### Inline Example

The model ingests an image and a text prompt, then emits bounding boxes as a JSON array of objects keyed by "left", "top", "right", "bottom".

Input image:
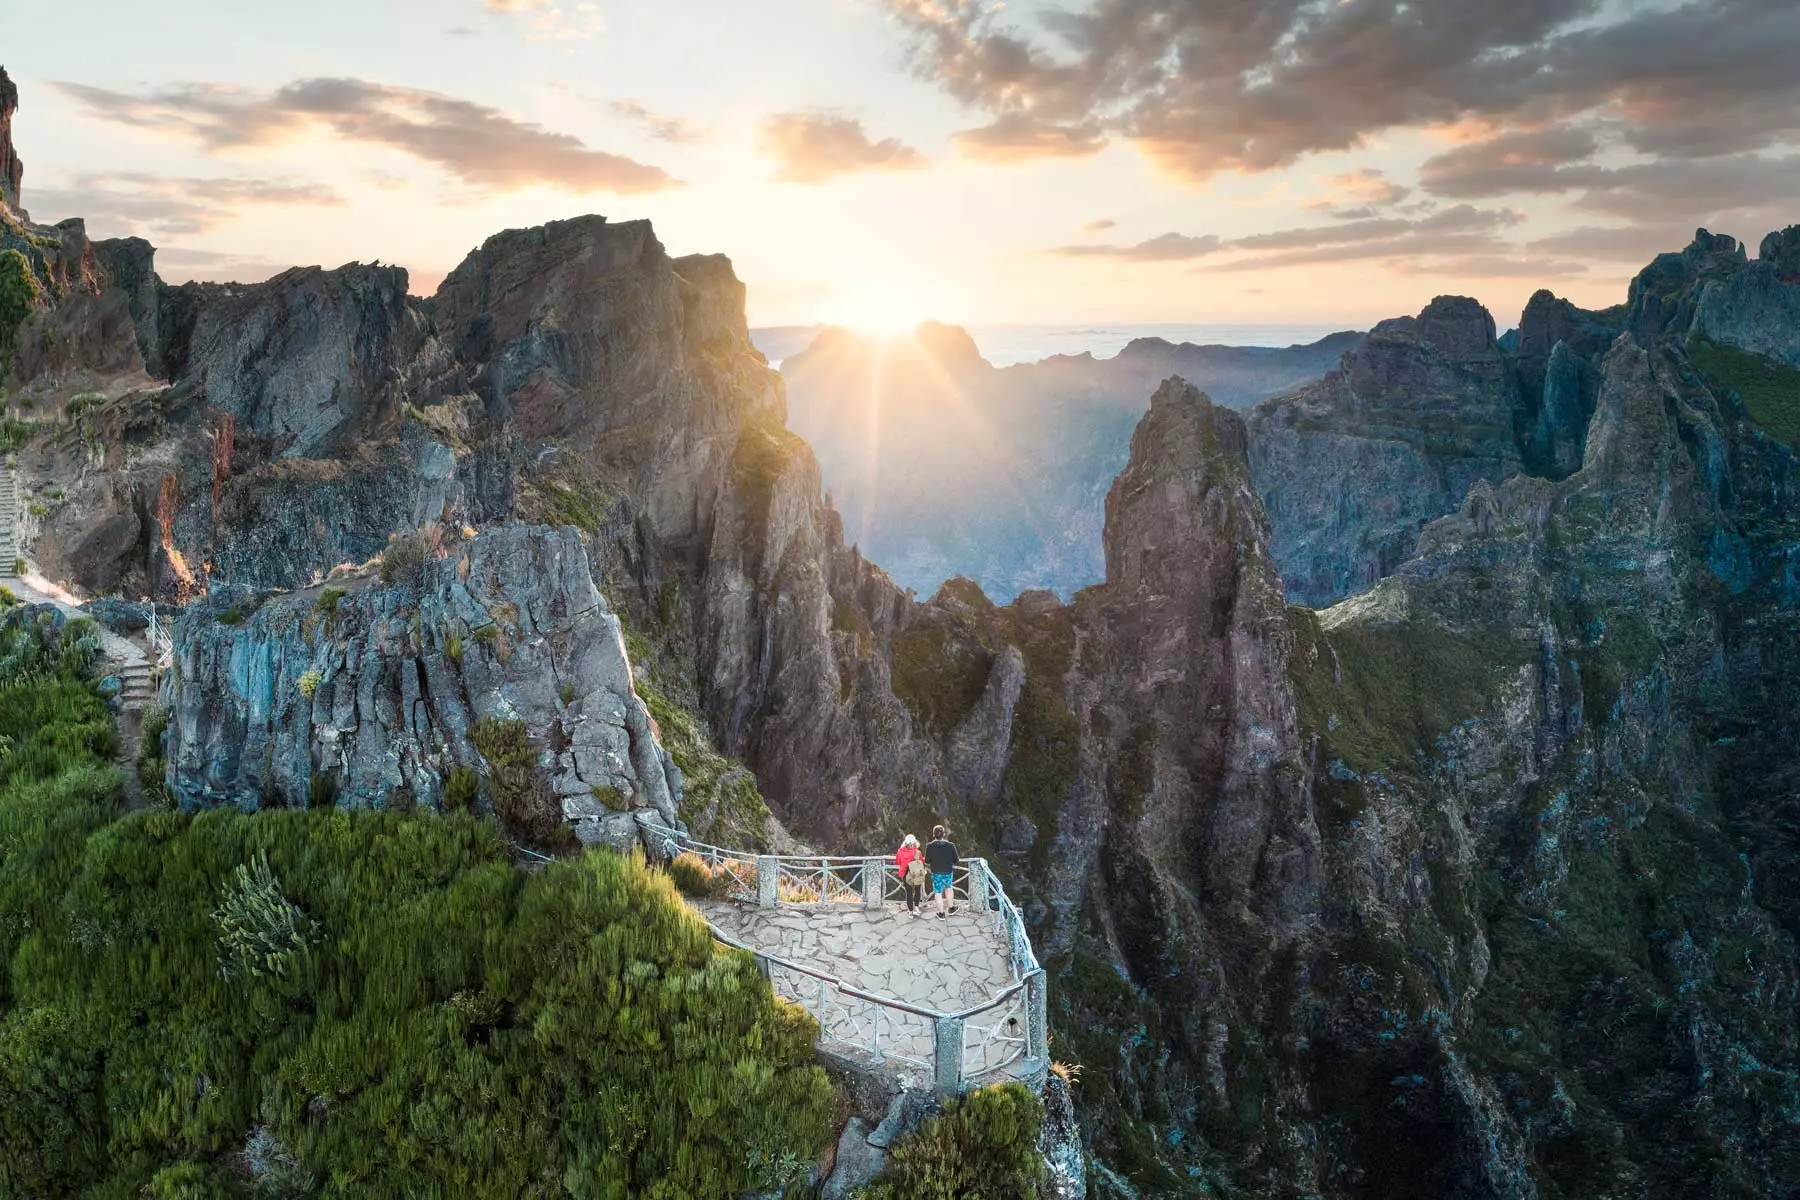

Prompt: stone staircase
[{"left": 0, "top": 466, "right": 18, "bottom": 577}]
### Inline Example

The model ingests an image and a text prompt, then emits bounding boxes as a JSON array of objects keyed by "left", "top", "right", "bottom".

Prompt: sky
[{"left": 3, "top": 0, "right": 1798, "bottom": 331}]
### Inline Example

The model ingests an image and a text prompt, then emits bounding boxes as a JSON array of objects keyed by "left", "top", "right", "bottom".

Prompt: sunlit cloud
[
  {"left": 29, "top": 172, "right": 342, "bottom": 236},
  {"left": 611, "top": 100, "right": 707, "bottom": 145},
  {"left": 55, "top": 78, "right": 678, "bottom": 194},
  {"left": 759, "top": 111, "right": 928, "bottom": 183}
]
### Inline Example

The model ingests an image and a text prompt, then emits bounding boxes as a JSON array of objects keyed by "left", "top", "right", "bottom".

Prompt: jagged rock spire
[{"left": 0, "top": 66, "right": 21, "bottom": 212}]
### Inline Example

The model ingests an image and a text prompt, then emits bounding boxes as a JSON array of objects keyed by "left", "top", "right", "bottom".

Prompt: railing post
[
  {"left": 862, "top": 860, "right": 884, "bottom": 910},
  {"left": 1026, "top": 970, "right": 1048, "bottom": 1065},
  {"left": 757, "top": 856, "right": 778, "bottom": 908},
  {"left": 755, "top": 953, "right": 771, "bottom": 983},
  {"left": 967, "top": 860, "right": 989, "bottom": 911},
  {"left": 933, "top": 1015, "right": 964, "bottom": 1098}
]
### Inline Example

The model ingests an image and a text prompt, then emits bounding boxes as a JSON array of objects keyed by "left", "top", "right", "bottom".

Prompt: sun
[{"left": 835, "top": 287, "right": 930, "bottom": 335}]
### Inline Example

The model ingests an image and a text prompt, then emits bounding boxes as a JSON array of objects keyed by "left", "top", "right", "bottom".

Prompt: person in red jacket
[{"left": 895, "top": 834, "right": 926, "bottom": 916}]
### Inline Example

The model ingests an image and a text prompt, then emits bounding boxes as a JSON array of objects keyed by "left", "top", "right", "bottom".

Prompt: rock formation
[
  {"left": 776, "top": 322, "right": 1359, "bottom": 600},
  {"left": 167, "top": 524, "right": 679, "bottom": 845},
  {"left": 11, "top": 112, "right": 1800, "bottom": 1191},
  {"left": 1247, "top": 297, "right": 1530, "bottom": 607},
  {"left": 0, "top": 66, "right": 22, "bottom": 215}
]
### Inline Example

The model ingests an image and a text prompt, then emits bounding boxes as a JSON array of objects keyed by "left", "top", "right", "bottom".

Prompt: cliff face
[
  {"left": 0, "top": 66, "right": 22, "bottom": 214},
  {"left": 1247, "top": 297, "right": 1529, "bottom": 607},
  {"left": 168, "top": 524, "right": 679, "bottom": 847}
]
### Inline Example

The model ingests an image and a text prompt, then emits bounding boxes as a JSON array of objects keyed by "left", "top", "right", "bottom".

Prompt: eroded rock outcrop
[
  {"left": 167, "top": 525, "right": 678, "bottom": 844},
  {"left": 1247, "top": 296, "right": 1529, "bottom": 607},
  {"left": 0, "top": 66, "right": 22, "bottom": 215}
]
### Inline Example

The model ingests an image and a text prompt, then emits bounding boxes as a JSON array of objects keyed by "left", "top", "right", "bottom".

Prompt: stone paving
[{"left": 695, "top": 897, "right": 1031, "bottom": 1082}]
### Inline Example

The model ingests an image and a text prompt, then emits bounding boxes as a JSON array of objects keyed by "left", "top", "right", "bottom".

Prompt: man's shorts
[{"left": 931, "top": 871, "right": 954, "bottom": 893}]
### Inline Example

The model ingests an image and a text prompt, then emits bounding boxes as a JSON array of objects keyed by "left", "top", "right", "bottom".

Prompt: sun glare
[{"left": 836, "top": 288, "right": 929, "bottom": 335}]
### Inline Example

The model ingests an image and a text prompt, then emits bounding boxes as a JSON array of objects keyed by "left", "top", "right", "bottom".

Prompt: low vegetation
[
  {"left": 1689, "top": 337, "right": 1800, "bottom": 449},
  {"left": 855, "top": 1083, "right": 1049, "bottom": 1200},
  {"left": 469, "top": 716, "right": 577, "bottom": 854},
  {"left": 0, "top": 607, "right": 838, "bottom": 1197}
]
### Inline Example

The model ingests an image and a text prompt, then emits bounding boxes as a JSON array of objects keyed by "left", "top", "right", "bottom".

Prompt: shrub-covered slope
[{"left": 0, "top": 607, "right": 835, "bottom": 1199}]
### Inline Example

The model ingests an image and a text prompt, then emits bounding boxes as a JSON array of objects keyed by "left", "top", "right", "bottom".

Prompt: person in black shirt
[{"left": 923, "top": 824, "right": 959, "bottom": 918}]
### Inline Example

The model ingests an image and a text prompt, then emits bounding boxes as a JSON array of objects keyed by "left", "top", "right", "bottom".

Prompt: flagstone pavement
[{"left": 694, "top": 898, "right": 1029, "bottom": 1081}]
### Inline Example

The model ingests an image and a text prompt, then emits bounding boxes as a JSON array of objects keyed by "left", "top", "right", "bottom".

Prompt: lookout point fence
[{"left": 641, "top": 823, "right": 1048, "bottom": 1096}]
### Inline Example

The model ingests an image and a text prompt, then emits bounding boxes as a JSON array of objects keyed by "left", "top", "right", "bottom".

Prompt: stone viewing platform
[{"left": 644, "top": 826, "right": 1048, "bottom": 1097}]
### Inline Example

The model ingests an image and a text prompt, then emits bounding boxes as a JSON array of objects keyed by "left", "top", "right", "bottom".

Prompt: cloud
[
  {"left": 1060, "top": 205, "right": 1522, "bottom": 268},
  {"left": 882, "top": 0, "right": 1800, "bottom": 182},
  {"left": 758, "top": 111, "right": 927, "bottom": 183},
  {"left": 55, "top": 78, "right": 678, "bottom": 194},
  {"left": 151, "top": 245, "right": 299, "bottom": 284},
  {"left": 482, "top": 0, "right": 603, "bottom": 39},
  {"left": 1054, "top": 232, "right": 1224, "bottom": 261},
  {"left": 1319, "top": 168, "right": 1410, "bottom": 207},
  {"left": 1568, "top": 155, "right": 1800, "bottom": 223},
  {"left": 1190, "top": 232, "right": 1514, "bottom": 273},
  {"left": 1419, "top": 128, "right": 1605, "bottom": 198},
  {"left": 1081, "top": 217, "right": 1116, "bottom": 234},
  {"left": 1525, "top": 223, "right": 1700, "bottom": 262},
  {"left": 1393, "top": 256, "right": 1590, "bottom": 279},
  {"left": 29, "top": 172, "right": 342, "bottom": 236},
  {"left": 951, "top": 113, "right": 1107, "bottom": 162},
  {"left": 611, "top": 100, "right": 706, "bottom": 145}
]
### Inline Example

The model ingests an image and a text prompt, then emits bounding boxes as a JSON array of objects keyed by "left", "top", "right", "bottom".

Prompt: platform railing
[{"left": 641, "top": 821, "right": 1047, "bottom": 1094}]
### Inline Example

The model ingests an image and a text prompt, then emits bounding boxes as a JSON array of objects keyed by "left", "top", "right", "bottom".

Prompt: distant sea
[{"left": 750, "top": 322, "right": 1361, "bottom": 369}]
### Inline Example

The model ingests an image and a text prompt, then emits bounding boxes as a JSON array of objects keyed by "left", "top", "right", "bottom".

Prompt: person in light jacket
[
  {"left": 923, "top": 824, "right": 960, "bottom": 918},
  {"left": 895, "top": 834, "right": 926, "bottom": 916}
]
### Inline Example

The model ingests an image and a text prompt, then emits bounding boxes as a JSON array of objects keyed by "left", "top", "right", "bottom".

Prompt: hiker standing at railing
[
  {"left": 896, "top": 834, "right": 927, "bottom": 917},
  {"left": 924, "top": 824, "right": 959, "bottom": 918}
]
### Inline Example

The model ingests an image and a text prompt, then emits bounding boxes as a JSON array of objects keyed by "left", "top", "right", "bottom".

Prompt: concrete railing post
[
  {"left": 862, "top": 859, "right": 884, "bottom": 909},
  {"left": 757, "top": 855, "right": 779, "bottom": 908},
  {"left": 967, "top": 860, "right": 989, "bottom": 911},
  {"left": 933, "top": 1014, "right": 965, "bottom": 1098},
  {"left": 1027, "top": 970, "right": 1049, "bottom": 1064}
]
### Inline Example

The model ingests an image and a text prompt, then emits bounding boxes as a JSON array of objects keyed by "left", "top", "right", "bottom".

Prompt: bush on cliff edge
[
  {"left": 856, "top": 1083, "right": 1050, "bottom": 1200},
  {"left": 0, "top": 610, "right": 835, "bottom": 1199}
]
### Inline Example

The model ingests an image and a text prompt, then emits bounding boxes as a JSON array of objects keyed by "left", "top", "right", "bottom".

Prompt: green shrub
[
  {"left": 857, "top": 1084, "right": 1049, "bottom": 1200},
  {"left": 63, "top": 392, "right": 105, "bottom": 423},
  {"left": 137, "top": 704, "right": 172, "bottom": 807},
  {"left": 217, "top": 604, "right": 244, "bottom": 626},
  {"left": 378, "top": 528, "right": 423, "bottom": 582},
  {"left": 315, "top": 587, "right": 345, "bottom": 615},
  {"left": 0, "top": 417, "right": 34, "bottom": 455},
  {"left": 444, "top": 765, "right": 480, "bottom": 813},
  {"left": 0, "top": 585, "right": 15, "bottom": 608},
  {"left": 470, "top": 717, "right": 575, "bottom": 853},
  {"left": 0, "top": 248, "right": 39, "bottom": 379},
  {"left": 296, "top": 668, "right": 323, "bottom": 699},
  {"left": 212, "top": 849, "right": 319, "bottom": 981},
  {"left": 0, "top": 806, "right": 834, "bottom": 1196},
  {"left": 307, "top": 773, "right": 336, "bottom": 808}
]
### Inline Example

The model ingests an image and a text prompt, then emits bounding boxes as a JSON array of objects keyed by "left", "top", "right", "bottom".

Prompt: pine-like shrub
[
  {"left": 857, "top": 1084, "right": 1050, "bottom": 1200},
  {"left": 0, "top": 615, "right": 837, "bottom": 1198}
]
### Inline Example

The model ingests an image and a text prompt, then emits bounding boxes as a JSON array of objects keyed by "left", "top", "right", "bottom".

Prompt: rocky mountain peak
[
  {"left": 1415, "top": 294, "right": 1499, "bottom": 360},
  {"left": 1762, "top": 224, "right": 1800, "bottom": 277},
  {"left": 1103, "top": 376, "right": 1255, "bottom": 597},
  {"left": 0, "top": 65, "right": 21, "bottom": 213}
]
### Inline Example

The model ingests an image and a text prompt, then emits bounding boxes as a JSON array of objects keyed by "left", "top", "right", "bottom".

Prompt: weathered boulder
[{"left": 166, "top": 525, "right": 679, "bottom": 841}]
